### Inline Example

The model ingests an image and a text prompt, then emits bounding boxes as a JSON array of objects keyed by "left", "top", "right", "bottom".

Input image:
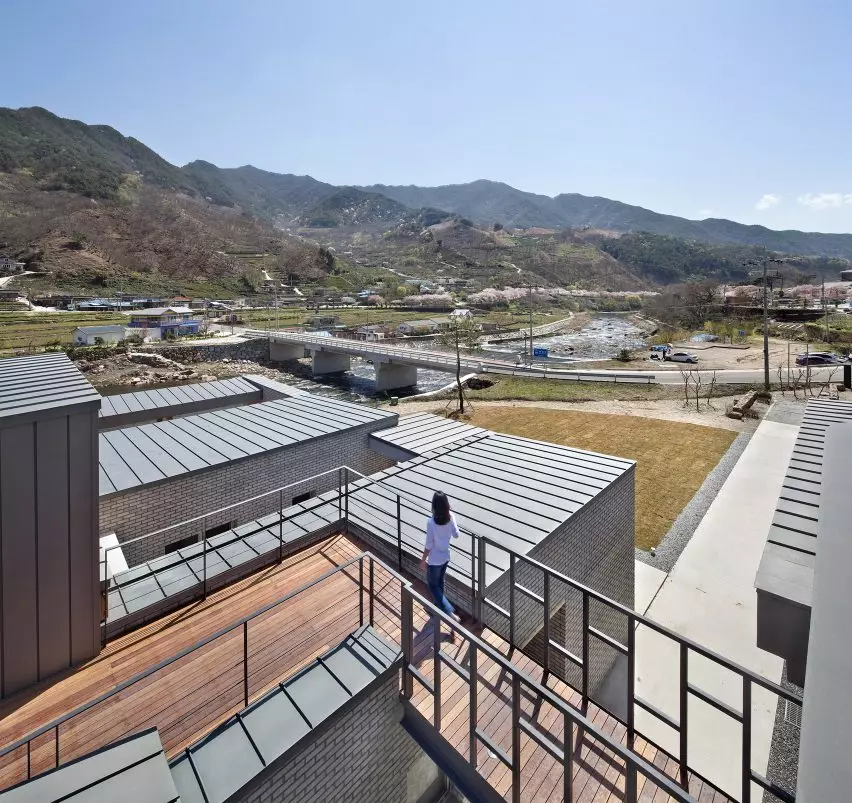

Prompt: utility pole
[
  {"left": 821, "top": 279, "right": 829, "bottom": 343},
  {"left": 528, "top": 280, "right": 534, "bottom": 364},
  {"left": 762, "top": 256, "right": 770, "bottom": 391},
  {"left": 746, "top": 254, "right": 784, "bottom": 391}
]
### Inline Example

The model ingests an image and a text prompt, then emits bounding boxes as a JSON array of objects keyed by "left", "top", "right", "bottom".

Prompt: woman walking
[{"left": 420, "top": 492, "right": 461, "bottom": 628}]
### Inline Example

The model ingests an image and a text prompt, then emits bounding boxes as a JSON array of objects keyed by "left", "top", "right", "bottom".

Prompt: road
[
  {"left": 245, "top": 330, "right": 843, "bottom": 386},
  {"left": 642, "top": 365, "right": 840, "bottom": 385}
]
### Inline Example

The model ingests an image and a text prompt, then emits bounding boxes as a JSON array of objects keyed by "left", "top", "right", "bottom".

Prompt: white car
[{"left": 665, "top": 351, "right": 699, "bottom": 364}]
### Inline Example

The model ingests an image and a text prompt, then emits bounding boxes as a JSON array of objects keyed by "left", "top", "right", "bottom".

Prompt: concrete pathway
[
  {"left": 635, "top": 561, "right": 667, "bottom": 615},
  {"left": 634, "top": 415, "right": 799, "bottom": 801}
]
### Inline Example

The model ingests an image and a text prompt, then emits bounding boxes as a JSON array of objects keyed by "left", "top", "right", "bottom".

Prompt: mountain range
[{"left": 1, "top": 106, "right": 850, "bottom": 295}]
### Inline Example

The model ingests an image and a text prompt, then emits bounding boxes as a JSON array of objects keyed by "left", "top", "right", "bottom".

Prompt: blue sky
[{"left": 4, "top": 0, "right": 851, "bottom": 233}]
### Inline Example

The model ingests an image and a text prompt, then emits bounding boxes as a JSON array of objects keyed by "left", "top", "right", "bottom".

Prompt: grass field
[
  {"left": 467, "top": 407, "right": 736, "bottom": 551},
  {"left": 461, "top": 375, "right": 764, "bottom": 403},
  {"left": 0, "top": 306, "right": 559, "bottom": 353},
  {"left": 0, "top": 311, "right": 126, "bottom": 353}
]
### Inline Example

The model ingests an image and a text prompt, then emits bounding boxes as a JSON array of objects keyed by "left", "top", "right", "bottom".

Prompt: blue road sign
[{"left": 533, "top": 347, "right": 549, "bottom": 358}]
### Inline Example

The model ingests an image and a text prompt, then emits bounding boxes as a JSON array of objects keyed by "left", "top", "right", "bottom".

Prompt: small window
[
  {"left": 165, "top": 534, "right": 199, "bottom": 554},
  {"left": 292, "top": 491, "right": 315, "bottom": 505},
  {"left": 205, "top": 522, "right": 232, "bottom": 538}
]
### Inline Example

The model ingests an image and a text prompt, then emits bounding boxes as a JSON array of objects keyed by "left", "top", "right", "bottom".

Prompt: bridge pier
[
  {"left": 312, "top": 350, "right": 351, "bottom": 375},
  {"left": 375, "top": 362, "right": 418, "bottom": 391},
  {"left": 269, "top": 340, "right": 306, "bottom": 361}
]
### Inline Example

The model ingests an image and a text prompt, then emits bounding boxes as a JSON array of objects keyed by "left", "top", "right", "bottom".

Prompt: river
[{"left": 321, "top": 314, "right": 647, "bottom": 397}]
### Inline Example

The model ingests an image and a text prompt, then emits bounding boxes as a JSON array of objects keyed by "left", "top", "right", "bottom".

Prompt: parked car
[
  {"left": 665, "top": 351, "right": 699, "bottom": 364},
  {"left": 795, "top": 353, "right": 845, "bottom": 366}
]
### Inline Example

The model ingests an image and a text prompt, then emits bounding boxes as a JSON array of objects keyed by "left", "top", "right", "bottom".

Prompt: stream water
[
  {"left": 332, "top": 314, "right": 648, "bottom": 397},
  {"left": 100, "top": 315, "right": 648, "bottom": 402}
]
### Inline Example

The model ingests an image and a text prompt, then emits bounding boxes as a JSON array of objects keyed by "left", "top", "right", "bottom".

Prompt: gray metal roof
[
  {"left": 73, "top": 325, "right": 127, "bottom": 335},
  {"left": 796, "top": 421, "right": 852, "bottom": 802},
  {"left": 0, "top": 729, "right": 178, "bottom": 803},
  {"left": 98, "top": 395, "right": 396, "bottom": 496},
  {"left": 349, "top": 432, "right": 634, "bottom": 584},
  {"left": 105, "top": 430, "right": 632, "bottom": 621},
  {"left": 370, "top": 412, "right": 488, "bottom": 459},
  {"left": 106, "top": 492, "right": 343, "bottom": 621},
  {"left": 99, "top": 377, "right": 261, "bottom": 424},
  {"left": 0, "top": 353, "right": 101, "bottom": 424},
  {"left": 170, "top": 626, "right": 399, "bottom": 803},
  {"left": 756, "top": 398, "right": 852, "bottom": 609},
  {"left": 129, "top": 307, "right": 194, "bottom": 316}
]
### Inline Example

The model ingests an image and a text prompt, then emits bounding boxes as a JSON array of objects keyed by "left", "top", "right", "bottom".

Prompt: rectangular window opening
[
  {"left": 165, "top": 534, "right": 200, "bottom": 554},
  {"left": 205, "top": 522, "right": 232, "bottom": 539}
]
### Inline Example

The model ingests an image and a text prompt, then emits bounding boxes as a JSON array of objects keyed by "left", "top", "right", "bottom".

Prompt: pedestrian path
[{"left": 634, "top": 413, "right": 799, "bottom": 800}]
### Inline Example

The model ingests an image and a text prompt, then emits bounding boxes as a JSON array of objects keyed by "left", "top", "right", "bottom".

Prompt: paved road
[
  {"left": 647, "top": 365, "right": 838, "bottom": 385},
  {"left": 247, "top": 330, "right": 842, "bottom": 386}
]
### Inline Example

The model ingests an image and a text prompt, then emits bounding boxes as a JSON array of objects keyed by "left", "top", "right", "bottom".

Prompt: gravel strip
[
  {"left": 636, "top": 429, "right": 753, "bottom": 572},
  {"left": 762, "top": 669, "right": 802, "bottom": 802}
]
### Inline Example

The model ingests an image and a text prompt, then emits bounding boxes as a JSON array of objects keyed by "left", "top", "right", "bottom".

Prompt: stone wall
[
  {"left": 101, "top": 423, "right": 395, "bottom": 565},
  {"left": 235, "top": 670, "right": 438, "bottom": 803},
  {"left": 145, "top": 337, "right": 269, "bottom": 364}
]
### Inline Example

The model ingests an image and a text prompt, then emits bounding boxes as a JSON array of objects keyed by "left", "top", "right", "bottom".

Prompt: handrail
[
  {"left": 477, "top": 535, "right": 800, "bottom": 704},
  {"left": 476, "top": 535, "right": 801, "bottom": 802},
  {"left": 3, "top": 550, "right": 695, "bottom": 802},
  {"left": 4, "top": 552, "right": 368, "bottom": 760},
  {"left": 259, "top": 330, "right": 657, "bottom": 383}
]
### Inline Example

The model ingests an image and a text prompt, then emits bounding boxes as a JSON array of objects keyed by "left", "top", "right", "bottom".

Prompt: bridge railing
[{"left": 255, "top": 330, "right": 657, "bottom": 384}]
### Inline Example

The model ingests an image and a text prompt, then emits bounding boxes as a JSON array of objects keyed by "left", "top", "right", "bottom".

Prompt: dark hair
[{"left": 432, "top": 491, "right": 451, "bottom": 526}]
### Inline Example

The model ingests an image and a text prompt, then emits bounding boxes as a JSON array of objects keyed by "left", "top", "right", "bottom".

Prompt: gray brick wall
[
  {"left": 483, "top": 465, "right": 635, "bottom": 696},
  {"left": 235, "top": 671, "right": 430, "bottom": 803},
  {"left": 101, "top": 423, "right": 394, "bottom": 565}
]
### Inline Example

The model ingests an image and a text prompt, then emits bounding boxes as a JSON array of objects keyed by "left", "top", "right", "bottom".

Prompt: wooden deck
[{"left": 0, "top": 534, "right": 729, "bottom": 801}]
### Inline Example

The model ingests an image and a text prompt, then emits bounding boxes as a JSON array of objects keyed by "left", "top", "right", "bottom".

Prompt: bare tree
[{"left": 437, "top": 317, "right": 481, "bottom": 415}]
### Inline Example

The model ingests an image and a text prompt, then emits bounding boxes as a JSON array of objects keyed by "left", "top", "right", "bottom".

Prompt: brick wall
[
  {"left": 483, "top": 466, "right": 635, "bottom": 696},
  {"left": 101, "top": 423, "right": 395, "bottom": 565},
  {"left": 235, "top": 670, "right": 435, "bottom": 803}
]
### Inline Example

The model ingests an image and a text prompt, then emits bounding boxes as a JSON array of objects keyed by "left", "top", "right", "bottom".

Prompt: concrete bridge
[{"left": 253, "top": 331, "right": 657, "bottom": 390}]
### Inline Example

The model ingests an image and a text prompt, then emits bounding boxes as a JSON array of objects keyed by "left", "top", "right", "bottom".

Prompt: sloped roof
[
  {"left": 0, "top": 353, "right": 101, "bottom": 423},
  {"left": 99, "top": 394, "right": 396, "bottom": 496}
]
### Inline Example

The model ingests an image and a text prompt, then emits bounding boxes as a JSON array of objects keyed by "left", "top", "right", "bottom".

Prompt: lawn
[
  {"left": 461, "top": 375, "right": 763, "bottom": 403},
  {"left": 467, "top": 408, "right": 736, "bottom": 551}
]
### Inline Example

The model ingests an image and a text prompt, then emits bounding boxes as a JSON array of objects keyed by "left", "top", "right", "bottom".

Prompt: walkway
[{"left": 634, "top": 411, "right": 800, "bottom": 800}]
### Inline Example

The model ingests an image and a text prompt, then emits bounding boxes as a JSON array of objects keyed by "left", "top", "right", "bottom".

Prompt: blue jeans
[{"left": 427, "top": 562, "right": 455, "bottom": 616}]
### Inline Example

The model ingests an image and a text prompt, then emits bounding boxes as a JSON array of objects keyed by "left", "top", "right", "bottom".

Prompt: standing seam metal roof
[
  {"left": 369, "top": 412, "right": 488, "bottom": 456},
  {"left": 98, "top": 395, "right": 395, "bottom": 496},
  {"left": 756, "top": 398, "right": 852, "bottom": 607},
  {"left": 99, "top": 377, "right": 261, "bottom": 420},
  {"left": 346, "top": 432, "right": 634, "bottom": 582},
  {"left": 0, "top": 352, "right": 101, "bottom": 422}
]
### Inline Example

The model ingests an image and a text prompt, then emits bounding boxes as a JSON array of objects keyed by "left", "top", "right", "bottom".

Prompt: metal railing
[
  {"left": 0, "top": 550, "right": 694, "bottom": 803},
  {"left": 100, "top": 466, "right": 347, "bottom": 613},
  {"left": 100, "top": 462, "right": 481, "bottom": 631},
  {"left": 475, "top": 536, "right": 800, "bottom": 803},
  {"left": 255, "top": 330, "right": 657, "bottom": 384},
  {"left": 97, "top": 458, "right": 799, "bottom": 801}
]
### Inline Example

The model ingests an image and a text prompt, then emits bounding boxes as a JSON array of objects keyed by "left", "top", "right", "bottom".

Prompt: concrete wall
[
  {"left": 0, "top": 408, "right": 101, "bottom": 697},
  {"left": 101, "top": 423, "right": 395, "bottom": 565},
  {"left": 235, "top": 671, "right": 439, "bottom": 803},
  {"left": 483, "top": 466, "right": 636, "bottom": 697}
]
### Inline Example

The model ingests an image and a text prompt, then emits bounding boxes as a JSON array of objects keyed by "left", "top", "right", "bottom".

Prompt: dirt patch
[{"left": 394, "top": 396, "right": 755, "bottom": 432}]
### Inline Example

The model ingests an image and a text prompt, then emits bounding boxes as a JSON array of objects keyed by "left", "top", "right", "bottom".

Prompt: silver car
[{"left": 666, "top": 351, "right": 699, "bottom": 364}]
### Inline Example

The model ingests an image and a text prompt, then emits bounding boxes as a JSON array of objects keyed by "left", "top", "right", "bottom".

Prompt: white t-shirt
[{"left": 425, "top": 514, "right": 460, "bottom": 566}]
